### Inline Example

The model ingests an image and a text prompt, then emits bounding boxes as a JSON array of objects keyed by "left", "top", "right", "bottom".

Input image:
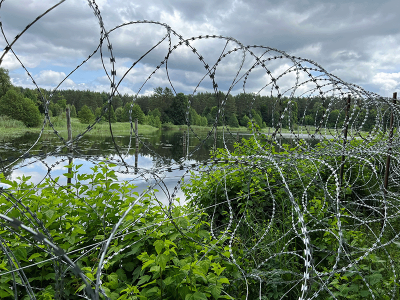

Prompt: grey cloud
[{"left": 1, "top": 0, "right": 399, "bottom": 96}]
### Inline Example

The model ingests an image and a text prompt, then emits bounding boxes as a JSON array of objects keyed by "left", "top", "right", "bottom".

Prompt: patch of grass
[
  {"left": 0, "top": 116, "right": 160, "bottom": 139},
  {"left": 0, "top": 115, "right": 26, "bottom": 128},
  {"left": 0, "top": 115, "right": 39, "bottom": 139},
  {"left": 46, "top": 118, "right": 160, "bottom": 138},
  {"left": 161, "top": 123, "right": 253, "bottom": 132}
]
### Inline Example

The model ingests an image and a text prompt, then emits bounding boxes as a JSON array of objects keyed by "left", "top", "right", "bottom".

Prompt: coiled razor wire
[{"left": 0, "top": 0, "right": 399, "bottom": 299}]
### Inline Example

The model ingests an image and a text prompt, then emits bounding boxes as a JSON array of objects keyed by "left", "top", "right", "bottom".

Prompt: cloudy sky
[{"left": 0, "top": 0, "right": 399, "bottom": 97}]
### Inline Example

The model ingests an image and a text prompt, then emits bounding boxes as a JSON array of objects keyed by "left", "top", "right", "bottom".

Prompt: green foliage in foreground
[{"left": 0, "top": 163, "right": 236, "bottom": 299}]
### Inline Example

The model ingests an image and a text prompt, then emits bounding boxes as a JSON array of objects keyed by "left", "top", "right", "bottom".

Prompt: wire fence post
[
  {"left": 66, "top": 107, "right": 72, "bottom": 186},
  {"left": 384, "top": 92, "right": 397, "bottom": 194},
  {"left": 135, "top": 118, "right": 139, "bottom": 174},
  {"left": 213, "top": 127, "right": 217, "bottom": 151},
  {"left": 340, "top": 94, "right": 351, "bottom": 188},
  {"left": 183, "top": 130, "right": 186, "bottom": 157}
]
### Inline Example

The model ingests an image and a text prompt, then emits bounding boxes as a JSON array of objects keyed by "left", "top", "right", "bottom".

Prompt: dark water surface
[
  {"left": 0, "top": 129, "right": 319, "bottom": 203},
  {"left": 0, "top": 129, "right": 249, "bottom": 204}
]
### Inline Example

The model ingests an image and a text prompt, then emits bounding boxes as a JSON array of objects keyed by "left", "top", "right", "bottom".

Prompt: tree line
[{"left": 0, "top": 67, "right": 379, "bottom": 131}]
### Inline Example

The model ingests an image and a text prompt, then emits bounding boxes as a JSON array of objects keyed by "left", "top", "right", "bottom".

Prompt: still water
[
  {"left": 0, "top": 129, "right": 318, "bottom": 204},
  {"left": 0, "top": 129, "right": 249, "bottom": 204}
]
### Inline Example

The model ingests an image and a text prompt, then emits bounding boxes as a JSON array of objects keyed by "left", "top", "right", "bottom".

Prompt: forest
[{"left": 0, "top": 67, "right": 378, "bottom": 132}]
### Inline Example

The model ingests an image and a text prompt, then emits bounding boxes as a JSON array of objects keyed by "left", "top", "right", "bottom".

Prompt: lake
[
  {"left": 0, "top": 128, "right": 325, "bottom": 204},
  {"left": 0, "top": 128, "right": 250, "bottom": 204}
]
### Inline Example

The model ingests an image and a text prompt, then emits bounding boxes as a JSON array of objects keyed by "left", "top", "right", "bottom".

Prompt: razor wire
[{"left": 0, "top": 0, "right": 399, "bottom": 299}]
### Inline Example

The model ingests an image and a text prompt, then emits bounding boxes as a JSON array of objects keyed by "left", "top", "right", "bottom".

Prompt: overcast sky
[{"left": 0, "top": 0, "right": 399, "bottom": 98}]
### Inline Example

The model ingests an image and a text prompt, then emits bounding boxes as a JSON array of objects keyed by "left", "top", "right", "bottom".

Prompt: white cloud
[
  {"left": 372, "top": 72, "right": 400, "bottom": 95},
  {"left": 34, "top": 70, "right": 75, "bottom": 88}
]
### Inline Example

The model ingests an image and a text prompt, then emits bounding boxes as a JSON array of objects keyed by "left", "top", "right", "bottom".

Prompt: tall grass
[
  {"left": 47, "top": 117, "right": 159, "bottom": 137},
  {"left": 0, "top": 115, "right": 26, "bottom": 128}
]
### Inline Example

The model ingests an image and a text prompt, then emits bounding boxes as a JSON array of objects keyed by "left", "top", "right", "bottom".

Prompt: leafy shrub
[
  {"left": 70, "top": 104, "right": 77, "bottom": 118},
  {"left": 121, "top": 103, "right": 145, "bottom": 124},
  {"left": 182, "top": 136, "right": 399, "bottom": 299},
  {"left": 0, "top": 163, "right": 236, "bottom": 299},
  {"left": 0, "top": 89, "right": 41, "bottom": 127},
  {"left": 78, "top": 104, "right": 95, "bottom": 124}
]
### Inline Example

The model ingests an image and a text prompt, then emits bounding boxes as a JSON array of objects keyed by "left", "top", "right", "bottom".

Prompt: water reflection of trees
[{"left": 0, "top": 130, "right": 243, "bottom": 172}]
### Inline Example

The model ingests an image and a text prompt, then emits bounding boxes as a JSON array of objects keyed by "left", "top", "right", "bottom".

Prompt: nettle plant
[{"left": 0, "top": 162, "right": 236, "bottom": 300}]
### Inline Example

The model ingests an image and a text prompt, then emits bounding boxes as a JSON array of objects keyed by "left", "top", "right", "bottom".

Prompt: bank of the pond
[
  {"left": 0, "top": 118, "right": 160, "bottom": 139},
  {"left": 2, "top": 115, "right": 368, "bottom": 141}
]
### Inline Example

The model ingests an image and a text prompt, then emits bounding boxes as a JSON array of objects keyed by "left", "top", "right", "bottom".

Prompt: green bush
[
  {"left": 122, "top": 103, "right": 145, "bottom": 124},
  {"left": 115, "top": 107, "right": 123, "bottom": 122},
  {"left": 78, "top": 104, "right": 95, "bottom": 124},
  {"left": 70, "top": 104, "right": 77, "bottom": 118},
  {"left": 0, "top": 163, "right": 236, "bottom": 299},
  {"left": 182, "top": 136, "right": 399, "bottom": 299},
  {"left": 0, "top": 89, "right": 41, "bottom": 127},
  {"left": 227, "top": 114, "right": 239, "bottom": 128}
]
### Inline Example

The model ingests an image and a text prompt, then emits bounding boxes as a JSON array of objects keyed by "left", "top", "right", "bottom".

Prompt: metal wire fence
[{"left": 0, "top": 1, "right": 399, "bottom": 299}]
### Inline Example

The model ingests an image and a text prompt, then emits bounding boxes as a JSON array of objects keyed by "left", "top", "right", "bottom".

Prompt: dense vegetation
[
  {"left": 183, "top": 136, "right": 400, "bottom": 299},
  {"left": 0, "top": 163, "right": 236, "bottom": 299},
  {"left": 0, "top": 67, "right": 381, "bottom": 131},
  {"left": 1, "top": 133, "right": 400, "bottom": 299}
]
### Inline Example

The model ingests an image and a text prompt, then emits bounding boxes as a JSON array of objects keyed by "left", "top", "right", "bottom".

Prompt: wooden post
[
  {"left": 340, "top": 94, "right": 351, "bottom": 187},
  {"left": 135, "top": 118, "right": 139, "bottom": 174},
  {"left": 66, "top": 107, "right": 72, "bottom": 186},
  {"left": 183, "top": 130, "right": 186, "bottom": 157},
  {"left": 237, "top": 132, "right": 239, "bottom": 143},
  {"left": 213, "top": 127, "right": 217, "bottom": 151},
  {"left": 384, "top": 92, "right": 397, "bottom": 194}
]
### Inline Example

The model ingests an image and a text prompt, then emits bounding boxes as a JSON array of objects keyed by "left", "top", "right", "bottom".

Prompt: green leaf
[
  {"left": 163, "top": 276, "right": 174, "bottom": 286},
  {"left": 210, "top": 285, "right": 222, "bottom": 300},
  {"left": 156, "top": 253, "right": 169, "bottom": 271},
  {"left": 150, "top": 265, "right": 161, "bottom": 273},
  {"left": 137, "top": 275, "right": 151, "bottom": 286},
  {"left": 44, "top": 209, "right": 56, "bottom": 220},
  {"left": 367, "top": 273, "right": 382, "bottom": 286},
  {"left": 153, "top": 240, "right": 164, "bottom": 255},
  {"left": 0, "top": 261, "right": 8, "bottom": 271},
  {"left": 142, "top": 259, "right": 155, "bottom": 270},
  {"left": 185, "top": 294, "right": 193, "bottom": 300},
  {"left": 218, "top": 277, "right": 229, "bottom": 284},
  {"left": 75, "top": 284, "right": 86, "bottom": 294},
  {"left": 164, "top": 240, "right": 177, "bottom": 248},
  {"left": 74, "top": 227, "right": 86, "bottom": 234},
  {"left": 0, "top": 284, "right": 14, "bottom": 297},
  {"left": 27, "top": 253, "right": 41, "bottom": 261},
  {"left": 14, "top": 247, "right": 27, "bottom": 261},
  {"left": 211, "top": 263, "right": 226, "bottom": 276},
  {"left": 169, "top": 232, "right": 180, "bottom": 241},
  {"left": 145, "top": 286, "right": 159, "bottom": 297}
]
